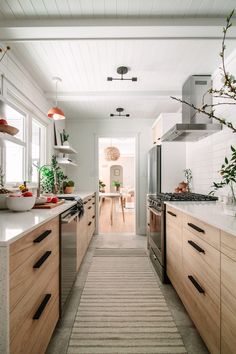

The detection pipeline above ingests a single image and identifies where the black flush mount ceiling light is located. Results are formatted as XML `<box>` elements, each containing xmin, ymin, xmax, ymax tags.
<box><xmin>110</xmin><ymin>108</ymin><xmax>130</xmax><ymax>117</ymax></box>
<box><xmin>107</xmin><ymin>66</ymin><xmax>137</xmax><ymax>81</ymax></box>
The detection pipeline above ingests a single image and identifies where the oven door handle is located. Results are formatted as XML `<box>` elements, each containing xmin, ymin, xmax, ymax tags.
<box><xmin>148</xmin><ymin>207</ymin><xmax>162</xmax><ymax>217</ymax></box>
<box><xmin>61</xmin><ymin>211</ymin><xmax>79</xmax><ymax>224</ymax></box>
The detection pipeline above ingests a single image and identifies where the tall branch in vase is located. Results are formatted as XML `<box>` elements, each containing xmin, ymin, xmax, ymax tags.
<box><xmin>171</xmin><ymin>10</ymin><xmax>236</xmax><ymax>133</ymax></box>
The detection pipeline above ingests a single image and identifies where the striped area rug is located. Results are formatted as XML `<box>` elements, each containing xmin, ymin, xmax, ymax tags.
<box><xmin>67</xmin><ymin>249</ymin><xmax>187</xmax><ymax>354</ymax></box>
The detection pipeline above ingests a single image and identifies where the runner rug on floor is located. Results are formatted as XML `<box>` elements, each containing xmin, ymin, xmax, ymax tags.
<box><xmin>67</xmin><ymin>249</ymin><xmax>187</xmax><ymax>354</ymax></box>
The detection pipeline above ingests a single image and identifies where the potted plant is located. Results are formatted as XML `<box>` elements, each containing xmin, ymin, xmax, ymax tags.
<box><xmin>210</xmin><ymin>146</ymin><xmax>236</xmax><ymax>213</ymax></box>
<box><xmin>112</xmin><ymin>180</ymin><xmax>122</xmax><ymax>192</ymax></box>
<box><xmin>63</xmin><ymin>180</ymin><xmax>75</xmax><ymax>194</ymax></box>
<box><xmin>183</xmin><ymin>168</ymin><xmax>193</xmax><ymax>192</ymax></box>
<box><xmin>60</xmin><ymin>129</ymin><xmax>69</xmax><ymax>146</ymax></box>
<box><xmin>99</xmin><ymin>180</ymin><xmax>106</xmax><ymax>193</ymax></box>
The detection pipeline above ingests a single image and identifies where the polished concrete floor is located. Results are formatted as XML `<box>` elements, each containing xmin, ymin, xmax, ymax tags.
<box><xmin>46</xmin><ymin>234</ymin><xmax>209</xmax><ymax>354</ymax></box>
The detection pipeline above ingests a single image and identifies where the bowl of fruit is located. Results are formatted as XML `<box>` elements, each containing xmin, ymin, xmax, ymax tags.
<box><xmin>0</xmin><ymin>118</ymin><xmax>19</xmax><ymax>136</ymax></box>
<box><xmin>6</xmin><ymin>191</ymin><xmax>36</xmax><ymax>212</ymax></box>
<box><xmin>0</xmin><ymin>188</ymin><xmax>12</xmax><ymax>209</ymax></box>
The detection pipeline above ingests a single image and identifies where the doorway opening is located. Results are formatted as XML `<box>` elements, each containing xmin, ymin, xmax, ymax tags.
<box><xmin>98</xmin><ymin>137</ymin><xmax>136</xmax><ymax>234</ymax></box>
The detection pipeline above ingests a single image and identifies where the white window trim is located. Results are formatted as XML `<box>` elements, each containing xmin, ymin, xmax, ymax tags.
<box><xmin>1</xmin><ymin>96</ymin><xmax>49</xmax><ymax>188</ymax></box>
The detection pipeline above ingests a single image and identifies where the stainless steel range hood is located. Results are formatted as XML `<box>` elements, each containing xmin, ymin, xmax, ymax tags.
<box><xmin>161</xmin><ymin>75</ymin><xmax>222</xmax><ymax>142</ymax></box>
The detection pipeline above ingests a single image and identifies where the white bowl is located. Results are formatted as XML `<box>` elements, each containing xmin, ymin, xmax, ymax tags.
<box><xmin>0</xmin><ymin>194</ymin><xmax>10</xmax><ymax>209</ymax></box>
<box><xmin>6</xmin><ymin>196</ymin><xmax>36</xmax><ymax>212</ymax></box>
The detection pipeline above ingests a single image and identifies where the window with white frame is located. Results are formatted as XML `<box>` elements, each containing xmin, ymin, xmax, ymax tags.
<box><xmin>4</xmin><ymin>104</ymin><xmax>26</xmax><ymax>185</ymax></box>
<box><xmin>0</xmin><ymin>101</ymin><xmax>47</xmax><ymax>186</ymax></box>
<box><xmin>31</xmin><ymin>119</ymin><xmax>46</xmax><ymax>183</ymax></box>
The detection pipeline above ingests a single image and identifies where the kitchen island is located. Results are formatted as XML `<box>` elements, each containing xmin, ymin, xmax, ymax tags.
<box><xmin>165</xmin><ymin>201</ymin><xmax>236</xmax><ymax>354</ymax></box>
<box><xmin>0</xmin><ymin>192</ymin><xmax>96</xmax><ymax>354</ymax></box>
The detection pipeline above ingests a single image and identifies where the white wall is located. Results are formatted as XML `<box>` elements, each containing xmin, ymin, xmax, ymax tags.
<box><xmin>0</xmin><ymin>48</ymin><xmax>53</xmax><ymax>168</ymax></box>
<box><xmin>99</xmin><ymin>155</ymin><xmax>135</xmax><ymax>193</ymax></box>
<box><xmin>66</xmin><ymin>119</ymin><xmax>153</xmax><ymax>235</ymax></box>
<box><xmin>186</xmin><ymin>50</ymin><xmax>236</xmax><ymax>196</ymax></box>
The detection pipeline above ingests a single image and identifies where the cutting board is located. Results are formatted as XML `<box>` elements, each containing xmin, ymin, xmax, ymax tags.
<box><xmin>33</xmin><ymin>200</ymin><xmax>64</xmax><ymax>209</ymax></box>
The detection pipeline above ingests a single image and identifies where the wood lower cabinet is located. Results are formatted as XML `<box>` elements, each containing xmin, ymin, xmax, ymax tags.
<box><xmin>166</xmin><ymin>206</ymin><xmax>236</xmax><ymax>354</ymax></box>
<box><xmin>221</xmin><ymin>231</ymin><xmax>236</xmax><ymax>354</ymax></box>
<box><xmin>166</xmin><ymin>206</ymin><xmax>183</xmax><ymax>294</ymax></box>
<box><xmin>76</xmin><ymin>193</ymin><xmax>96</xmax><ymax>271</ymax></box>
<box><xmin>9</xmin><ymin>217</ymin><xmax>60</xmax><ymax>354</ymax></box>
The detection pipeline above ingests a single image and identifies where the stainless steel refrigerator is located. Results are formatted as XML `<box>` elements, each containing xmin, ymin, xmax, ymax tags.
<box><xmin>147</xmin><ymin>143</ymin><xmax>186</xmax><ymax>194</ymax></box>
<box><xmin>148</xmin><ymin>145</ymin><xmax>161</xmax><ymax>194</ymax></box>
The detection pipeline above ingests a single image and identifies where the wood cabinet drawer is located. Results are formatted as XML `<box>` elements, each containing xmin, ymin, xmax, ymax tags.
<box><xmin>10</xmin><ymin>229</ymin><xmax>59</xmax><ymax>312</ymax></box>
<box><xmin>183</xmin><ymin>228</ymin><xmax>220</xmax><ymax>305</ymax></box>
<box><xmin>88</xmin><ymin>219</ymin><xmax>95</xmax><ymax>244</ymax></box>
<box><xmin>166</xmin><ymin>221</ymin><xmax>183</xmax><ymax>294</ymax></box>
<box><xmin>10</xmin><ymin>217</ymin><xmax>59</xmax><ymax>274</ymax></box>
<box><xmin>183</xmin><ymin>213</ymin><xmax>220</xmax><ymax>250</ymax></box>
<box><xmin>77</xmin><ymin>214</ymin><xmax>88</xmax><ymax>271</ymax></box>
<box><xmin>221</xmin><ymin>253</ymin><xmax>236</xmax><ymax>354</ymax></box>
<box><xmin>221</xmin><ymin>230</ymin><xmax>236</xmax><ymax>261</ymax></box>
<box><xmin>10</xmin><ymin>249</ymin><xmax>59</xmax><ymax>338</ymax></box>
<box><xmin>181</xmin><ymin>268</ymin><xmax>220</xmax><ymax>354</ymax></box>
<box><xmin>166</xmin><ymin>205</ymin><xmax>182</xmax><ymax>227</ymax></box>
<box><xmin>10</xmin><ymin>270</ymin><xmax>59</xmax><ymax>354</ymax></box>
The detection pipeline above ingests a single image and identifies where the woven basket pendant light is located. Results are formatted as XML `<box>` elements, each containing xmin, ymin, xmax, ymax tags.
<box><xmin>104</xmin><ymin>139</ymin><xmax>120</xmax><ymax>161</ymax></box>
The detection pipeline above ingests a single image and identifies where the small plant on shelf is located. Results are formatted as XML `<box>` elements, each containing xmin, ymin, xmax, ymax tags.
<box><xmin>63</xmin><ymin>180</ymin><xmax>75</xmax><ymax>194</ymax></box>
<box><xmin>112</xmin><ymin>180</ymin><xmax>122</xmax><ymax>192</ymax></box>
<box><xmin>60</xmin><ymin>129</ymin><xmax>69</xmax><ymax>146</ymax></box>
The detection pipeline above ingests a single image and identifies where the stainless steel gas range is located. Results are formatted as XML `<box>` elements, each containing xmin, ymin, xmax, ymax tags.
<box><xmin>147</xmin><ymin>192</ymin><xmax>218</xmax><ymax>283</ymax></box>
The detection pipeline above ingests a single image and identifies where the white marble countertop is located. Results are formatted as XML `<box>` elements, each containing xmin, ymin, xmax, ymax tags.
<box><xmin>0</xmin><ymin>191</ymin><xmax>95</xmax><ymax>246</ymax></box>
<box><xmin>0</xmin><ymin>201</ymin><xmax>77</xmax><ymax>246</ymax></box>
<box><xmin>57</xmin><ymin>191</ymin><xmax>95</xmax><ymax>199</ymax></box>
<box><xmin>165</xmin><ymin>201</ymin><xmax>236</xmax><ymax>237</ymax></box>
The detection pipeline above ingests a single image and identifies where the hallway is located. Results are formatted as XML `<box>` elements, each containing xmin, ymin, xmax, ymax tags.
<box><xmin>46</xmin><ymin>235</ymin><xmax>208</xmax><ymax>354</ymax></box>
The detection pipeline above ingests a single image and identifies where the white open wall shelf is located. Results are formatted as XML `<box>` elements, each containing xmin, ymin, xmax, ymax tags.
<box><xmin>53</xmin><ymin>145</ymin><xmax>77</xmax><ymax>154</ymax></box>
<box><xmin>54</xmin><ymin>145</ymin><xmax>78</xmax><ymax>167</ymax></box>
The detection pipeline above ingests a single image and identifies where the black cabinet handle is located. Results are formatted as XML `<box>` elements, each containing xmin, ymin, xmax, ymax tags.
<box><xmin>88</xmin><ymin>221</ymin><xmax>92</xmax><ymax>226</ymax></box>
<box><xmin>33</xmin><ymin>294</ymin><xmax>51</xmax><ymax>320</ymax></box>
<box><xmin>33</xmin><ymin>251</ymin><xmax>52</xmax><ymax>268</ymax></box>
<box><xmin>33</xmin><ymin>230</ymin><xmax>51</xmax><ymax>243</ymax></box>
<box><xmin>88</xmin><ymin>198</ymin><xmax>92</xmax><ymax>201</ymax></box>
<box><xmin>88</xmin><ymin>206</ymin><xmax>92</xmax><ymax>209</ymax></box>
<box><xmin>188</xmin><ymin>223</ymin><xmax>205</xmax><ymax>234</ymax></box>
<box><xmin>92</xmin><ymin>202</ymin><xmax>95</xmax><ymax>205</ymax></box>
<box><xmin>84</xmin><ymin>201</ymin><xmax>87</xmax><ymax>205</ymax></box>
<box><xmin>167</xmin><ymin>211</ymin><xmax>177</xmax><ymax>217</ymax></box>
<box><xmin>92</xmin><ymin>215</ymin><xmax>95</xmax><ymax>219</ymax></box>
<box><xmin>147</xmin><ymin>223</ymin><xmax>150</xmax><ymax>226</ymax></box>
<box><xmin>188</xmin><ymin>275</ymin><xmax>205</xmax><ymax>294</ymax></box>
<box><xmin>188</xmin><ymin>240</ymin><xmax>205</xmax><ymax>254</ymax></box>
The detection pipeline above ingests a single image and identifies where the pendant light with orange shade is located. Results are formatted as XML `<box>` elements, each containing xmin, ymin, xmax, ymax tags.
<box><xmin>47</xmin><ymin>77</ymin><xmax>65</xmax><ymax>120</ymax></box>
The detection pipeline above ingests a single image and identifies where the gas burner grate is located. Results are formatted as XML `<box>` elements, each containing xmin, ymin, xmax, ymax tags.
<box><xmin>149</xmin><ymin>192</ymin><xmax>218</xmax><ymax>202</ymax></box>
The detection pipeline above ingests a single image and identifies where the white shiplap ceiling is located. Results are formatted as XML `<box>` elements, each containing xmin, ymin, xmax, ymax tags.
<box><xmin>1</xmin><ymin>0</ymin><xmax>236</xmax><ymax>120</ymax></box>
<box><xmin>0</xmin><ymin>0</ymin><xmax>236</xmax><ymax>19</ymax></box>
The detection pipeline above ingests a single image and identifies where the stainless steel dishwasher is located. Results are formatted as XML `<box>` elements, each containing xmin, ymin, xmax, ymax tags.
<box><xmin>60</xmin><ymin>204</ymin><xmax>79</xmax><ymax>313</ymax></box>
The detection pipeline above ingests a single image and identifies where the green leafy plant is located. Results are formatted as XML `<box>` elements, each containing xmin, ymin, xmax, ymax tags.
<box><xmin>63</xmin><ymin>180</ymin><xmax>75</xmax><ymax>188</ymax></box>
<box><xmin>183</xmin><ymin>168</ymin><xmax>193</xmax><ymax>192</ymax></box>
<box><xmin>0</xmin><ymin>167</ymin><xmax>4</xmax><ymax>188</ymax></box>
<box><xmin>39</xmin><ymin>155</ymin><xmax>67</xmax><ymax>194</ymax></box>
<box><xmin>99</xmin><ymin>179</ymin><xmax>106</xmax><ymax>192</ymax></box>
<box><xmin>60</xmin><ymin>129</ymin><xmax>69</xmax><ymax>145</ymax></box>
<box><xmin>210</xmin><ymin>145</ymin><xmax>236</xmax><ymax>202</ymax></box>
<box><xmin>112</xmin><ymin>180</ymin><xmax>122</xmax><ymax>188</ymax></box>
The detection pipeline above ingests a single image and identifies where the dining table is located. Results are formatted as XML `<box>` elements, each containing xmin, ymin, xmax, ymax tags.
<box><xmin>99</xmin><ymin>192</ymin><xmax>125</xmax><ymax>225</ymax></box>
